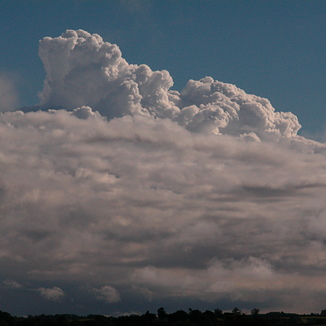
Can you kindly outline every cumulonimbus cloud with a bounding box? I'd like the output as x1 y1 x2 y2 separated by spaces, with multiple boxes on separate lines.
0 30 325 314
38 29 300 142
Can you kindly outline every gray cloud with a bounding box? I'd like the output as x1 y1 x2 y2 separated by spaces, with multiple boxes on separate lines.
37 287 65 301
0 108 326 313
0 73 20 112
0 30 326 315
94 285 121 303
3 279 22 289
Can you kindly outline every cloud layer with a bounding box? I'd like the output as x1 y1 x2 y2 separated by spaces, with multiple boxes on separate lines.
0 30 326 315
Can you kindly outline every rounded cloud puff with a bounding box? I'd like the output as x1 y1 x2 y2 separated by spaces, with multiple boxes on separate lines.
39 29 177 119
39 30 301 142
178 77 301 141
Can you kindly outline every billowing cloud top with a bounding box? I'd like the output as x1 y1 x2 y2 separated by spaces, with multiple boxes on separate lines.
39 29 301 142
0 30 325 315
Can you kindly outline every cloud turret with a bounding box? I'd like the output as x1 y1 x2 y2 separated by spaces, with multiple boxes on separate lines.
39 29 177 119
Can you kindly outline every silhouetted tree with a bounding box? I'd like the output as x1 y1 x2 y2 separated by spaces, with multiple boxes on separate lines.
188 309 202 324
157 307 167 321
0 311 14 326
251 308 260 315
232 307 242 315
142 311 156 322
214 308 223 317
168 310 188 322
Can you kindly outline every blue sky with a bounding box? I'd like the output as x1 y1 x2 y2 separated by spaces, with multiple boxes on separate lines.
0 0 325 136
1 0 326 317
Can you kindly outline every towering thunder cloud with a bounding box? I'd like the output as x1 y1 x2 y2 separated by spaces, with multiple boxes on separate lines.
0 30 326 315
39 29 300 141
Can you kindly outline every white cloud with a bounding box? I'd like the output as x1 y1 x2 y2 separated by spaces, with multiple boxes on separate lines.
37 287 65 301
38 30 300 142
1 29 326 314
94 285 121 303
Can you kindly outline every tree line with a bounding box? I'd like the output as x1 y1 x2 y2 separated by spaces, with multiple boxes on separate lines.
2 308 326 326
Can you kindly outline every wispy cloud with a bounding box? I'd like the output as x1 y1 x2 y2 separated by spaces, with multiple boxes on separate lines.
3 279 22 289
0 72 20 112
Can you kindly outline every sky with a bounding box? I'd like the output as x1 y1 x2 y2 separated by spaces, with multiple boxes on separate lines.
0 0 326 317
